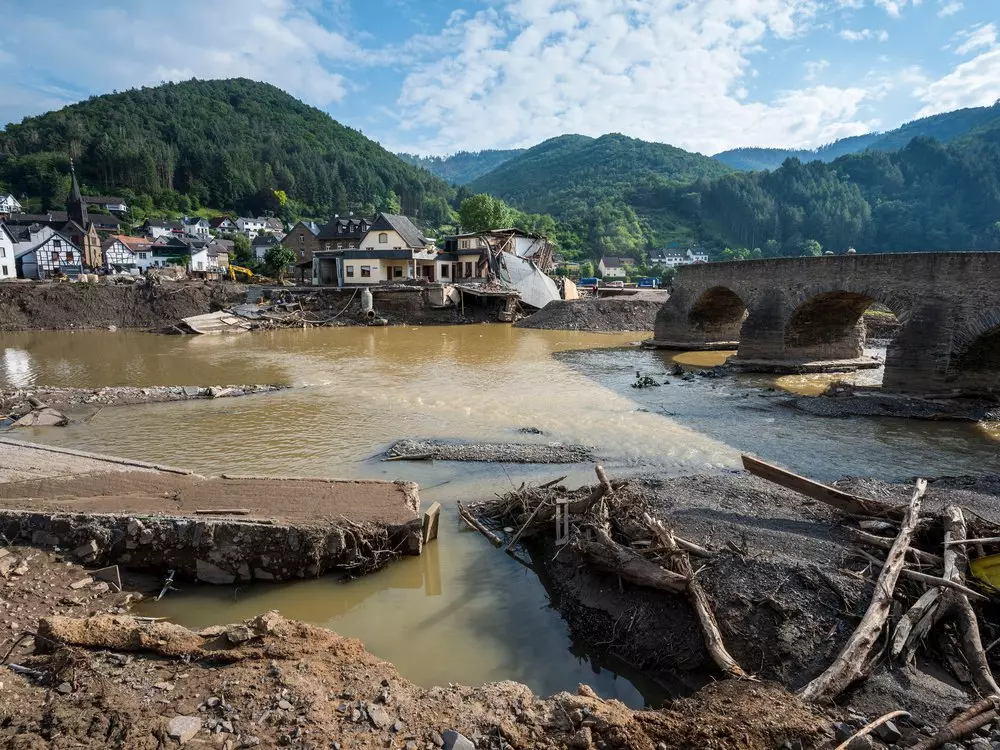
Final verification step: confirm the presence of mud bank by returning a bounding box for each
[0,541,828,750]
[515,296,664,332]
[0,280,246,331]
[1,384,287,415]
[474,470,1000,734]
[785,389,1000,422]
[386,439,594,464]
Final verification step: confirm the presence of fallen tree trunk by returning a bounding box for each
[942,504,1000,698]
[798,479,926,703]
[571,526,689,594]
[912,698,999,750]
[844,526,943,567]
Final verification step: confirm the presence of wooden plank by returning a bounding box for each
[742,454,901,518]
[422,502,441,545]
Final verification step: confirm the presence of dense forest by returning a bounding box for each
[0,78,457,224]
[466,133,732,258]
[714,101,1000,171]
[398,149,524,185]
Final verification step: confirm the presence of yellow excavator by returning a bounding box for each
[228,265,254,281]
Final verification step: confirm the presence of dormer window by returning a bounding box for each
[378,233,388,244]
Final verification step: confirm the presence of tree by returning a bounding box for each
[578,260,595,278]
[264,245,296,280]
[801,239,823,257]
[458,194,513,232]
[233,234,254,267]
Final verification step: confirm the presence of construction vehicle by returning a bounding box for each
[228,265,254,281]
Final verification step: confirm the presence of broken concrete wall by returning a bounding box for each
[0,510,422,584]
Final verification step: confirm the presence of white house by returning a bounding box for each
[142,219,181,239]
[183,217,211,238]
[650,248,710,267]
[209,217,237,234]
[0,194,23,216]
[101,235,150,270]
[598,256,635,279]
[14,230,83,279]
[189,246,220,274]
[252,234,280,261]
[85,196,128,213]
[236,217,267,239]
[0,224,16,279]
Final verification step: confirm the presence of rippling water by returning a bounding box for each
[2,326,997,705]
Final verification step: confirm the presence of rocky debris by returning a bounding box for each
[1,384,287,420]
[514,295,665,332]
[442,729,475,750]
[167,715,202,744]
[787,389,1000,422]
[386,438,594,464]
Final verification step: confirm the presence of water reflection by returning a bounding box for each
[2,348,32,388]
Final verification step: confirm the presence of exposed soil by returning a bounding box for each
[386,439,594,464]
[0,544,829,750]
[0,281,246,331]
[515,296,665,332]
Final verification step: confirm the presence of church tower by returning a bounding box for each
[66,159,89,228]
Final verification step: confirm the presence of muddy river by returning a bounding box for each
[3,326,998,706]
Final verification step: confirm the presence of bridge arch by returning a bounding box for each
[686,286,748,344]
[948,309,1000,394]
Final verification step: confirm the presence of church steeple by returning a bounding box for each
[66,158,88,228]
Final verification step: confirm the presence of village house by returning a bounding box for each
[598,256,636,279]
[262,217,285,237]
[12,225,83,279]
[101,234,151,270]
[209,217,237,235]
[183,217,211,238]
[236,217,267,239]
[252,233,279,262]
[84,195,128,214]
[649,248,710,267]
[281,220,322,283]
[312,213,438,286]
[208,243,230,271]
[141,219,183,239]
[0,224,15,279]
[0,194,23,217]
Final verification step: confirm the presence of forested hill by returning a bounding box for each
[714,102,1000,171]
[656,124,1000,256]
[398,149,524,185]
[0,78,456,222]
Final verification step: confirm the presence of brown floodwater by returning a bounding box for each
[2,325,998,706]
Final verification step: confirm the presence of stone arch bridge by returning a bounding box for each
[650,253,1000,396]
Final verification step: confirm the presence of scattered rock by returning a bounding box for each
[56,682,72,694]
[225,624,254,644]
[366,703,392,730]
[875,720,902,744]
[442,729,475,750]
[846,735,873,750]
[69,577,93,590]
[430,730,445,747]
[167,715,202,745]
[13,407,69,428]
[153,681,175,691]
[570,726,593,748]
[392,718,405,733]
[277,699,293,711]
[196,560,236,585]
[834,723,855,743]
[72,540,100,562]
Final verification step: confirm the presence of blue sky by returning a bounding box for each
[1,0,998,156]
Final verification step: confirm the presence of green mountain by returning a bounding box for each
[659,123,1000,256]
[398,149,524,185]
[0,78,456,224]
[713,102,1000,171]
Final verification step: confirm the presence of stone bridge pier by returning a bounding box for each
[650,253,1000,396]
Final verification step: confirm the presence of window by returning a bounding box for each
[361,266,372,278]
[298,234,305,245]
[325,242,332,251]
[460,239,469,250]
[138,252,147,260]
[0,247,5,258]
[465,262,473,277]
[51,251,60,263]
[441,264,449,278]
[1,266,6,276]
[53,239,62,249]
[393,266,402,278]
[378,232,388,244]
[346,265,354,277]
[337,242,344,249]
[65,252,72,263]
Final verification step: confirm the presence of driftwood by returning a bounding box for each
[912,697,1000,750]
[853,549,988,602]
[742,454,901,518]
[892,587,943,664]
[942,505,1000,698]
[571,526,689,594]
[832,710,911,750]
[456,502,503,548]
[799,479,926,703]
[844,527,944,567]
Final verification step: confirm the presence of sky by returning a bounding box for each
[0,0,998,156]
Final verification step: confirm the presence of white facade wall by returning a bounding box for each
[104,240,137,268]
[0,227,15,279]
[361,229,408,251]
[342,259,386,284]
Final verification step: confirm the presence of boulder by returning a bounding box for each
[196,560,236,585]
[443,730,475,750]
[167,716,202,745]
[13,407,69,428]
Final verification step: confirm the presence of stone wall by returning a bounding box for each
[0,509,423,584]
[652,253,1000,395]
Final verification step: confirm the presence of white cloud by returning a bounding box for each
[915,46,1000,116]
[938,1,963,17]
[954,22,997,55]
[804,59,830,80]
[395,0,880,154]
[0,0,359,125]
[839,28,889,41]
[875,0,920,17]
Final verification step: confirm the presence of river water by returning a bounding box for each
[2,326,998,706]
